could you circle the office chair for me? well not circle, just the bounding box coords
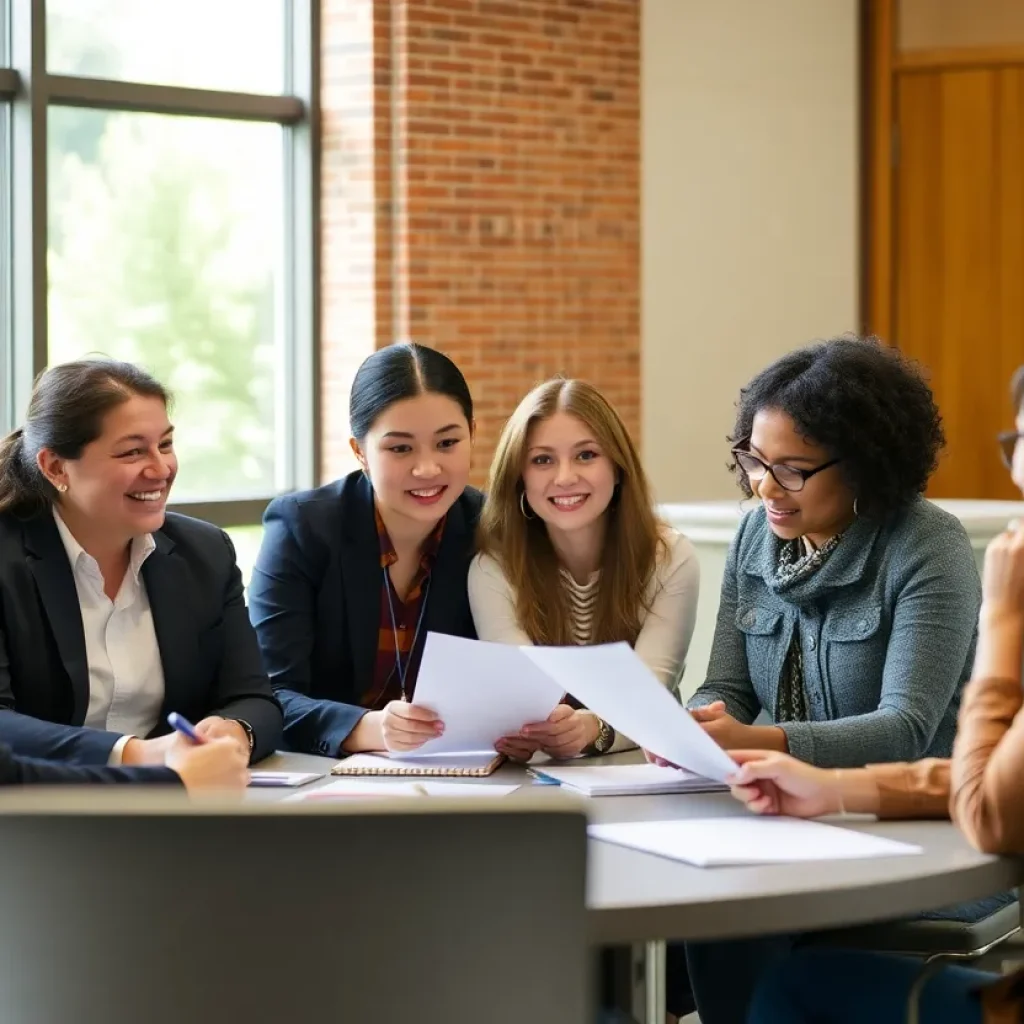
[812,896,1021,1024]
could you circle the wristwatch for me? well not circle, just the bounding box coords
[235,719,256,758]
[584,717,615,756]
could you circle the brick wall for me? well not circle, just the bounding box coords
[320,0,378,478]
[321,0,641,486]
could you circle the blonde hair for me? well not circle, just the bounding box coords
[478,378,665,646]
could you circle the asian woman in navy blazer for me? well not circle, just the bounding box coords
[0,359,282,770]
[248,343,483,757]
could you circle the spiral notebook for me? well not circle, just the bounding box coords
[331,752,506,778]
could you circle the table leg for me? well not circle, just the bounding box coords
[645,940,667,1023]
[631,940,667,1024]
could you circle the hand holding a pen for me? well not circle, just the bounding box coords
[164,713,250,792]
[165,736,249,792]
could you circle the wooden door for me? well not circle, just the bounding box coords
[894,66,1024,499]
[866,0,1024,499]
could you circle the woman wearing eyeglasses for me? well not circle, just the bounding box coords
[670,337,986,1024]
[721,366,1024,1024]
[682,336,978,767]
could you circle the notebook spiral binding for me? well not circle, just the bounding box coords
[330,754,505,778]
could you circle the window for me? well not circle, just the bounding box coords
[48,110,285,501]
[223,524,265,589]
[7,0,317,530]
[46,0,285,93]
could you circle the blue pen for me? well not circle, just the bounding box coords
[167,712,205,744]
[527,768,561,787]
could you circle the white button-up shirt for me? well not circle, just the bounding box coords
[53,510,165,763]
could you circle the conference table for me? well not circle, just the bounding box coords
[251,750,1024,1023]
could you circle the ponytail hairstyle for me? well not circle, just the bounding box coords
[0,359,170,518]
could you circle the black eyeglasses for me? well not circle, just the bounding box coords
[731,448,841,493]
[998,431,1024,469]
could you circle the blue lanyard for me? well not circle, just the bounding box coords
[383,568,431,700]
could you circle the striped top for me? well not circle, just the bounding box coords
[468,531,702,753]
[561,569,600,646]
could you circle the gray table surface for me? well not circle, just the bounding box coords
[251,750,1024,944]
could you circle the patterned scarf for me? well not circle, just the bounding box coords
[774,533,843,723]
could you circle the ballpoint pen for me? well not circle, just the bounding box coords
[166,712,205,744]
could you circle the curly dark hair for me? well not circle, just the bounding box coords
[729,336,944,519]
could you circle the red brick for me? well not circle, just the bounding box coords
[320,0,640,484]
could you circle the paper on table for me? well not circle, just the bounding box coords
[416,781,519,797]
[247,771,323,788]
[409,633,565,756]
[523,642,738,782]
[531,764,728,796]
[288,779,520,801]
[589,817,923,867]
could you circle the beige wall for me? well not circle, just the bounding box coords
[641,0,860,503]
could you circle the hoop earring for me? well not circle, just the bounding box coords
[853,498,859,517]
[57,483,68,494]
[519,492,536,520]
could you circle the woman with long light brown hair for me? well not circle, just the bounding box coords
[469,378,700,760]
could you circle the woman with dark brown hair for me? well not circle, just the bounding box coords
[0,358,281,768]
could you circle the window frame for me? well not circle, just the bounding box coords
[5,0,320,528]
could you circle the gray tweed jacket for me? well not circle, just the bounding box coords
[688,497,981,768]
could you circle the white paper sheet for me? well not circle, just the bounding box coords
[288,779,519,801]
[523,642,738,781]
[409,633,565,756]
[588,817,923,867]
[247,771,324,788]
[530,764,728,796]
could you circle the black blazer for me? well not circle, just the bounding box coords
[248,471,484,756]
[0,510,282,764]
[0,742,180,786]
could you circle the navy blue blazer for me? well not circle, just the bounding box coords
[0,741,180,786]
[0,510,282,765]
[248,471,484,756]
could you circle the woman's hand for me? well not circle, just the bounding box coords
[195,716,250,758]
[380,701,444,752]
[701,711,761,749]
[727,750,843,817]
[495,734,541,763]
[690,701,789,753]
[982,520,1024,620]
[120,734,175,765]
[644,702,726,765]
[690,700,727,724]
[166,735,250,792]
[520,705,600,760]
[696,708,770,749]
